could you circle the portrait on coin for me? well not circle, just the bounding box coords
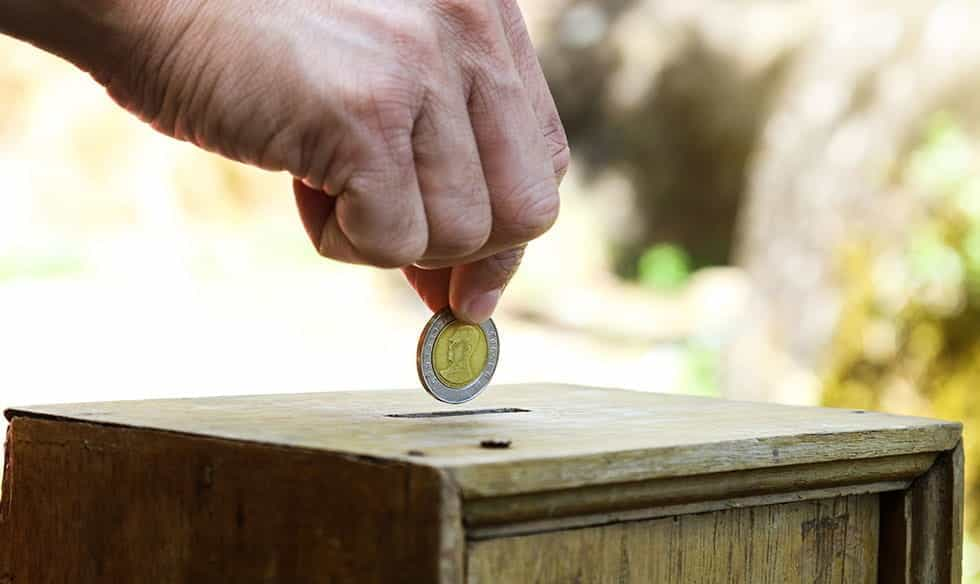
[433,323,489,388]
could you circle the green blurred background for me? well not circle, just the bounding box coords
[4,0,980,577]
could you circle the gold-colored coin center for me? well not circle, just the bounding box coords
[433,321,488,389]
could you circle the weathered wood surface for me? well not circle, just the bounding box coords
[468,481,907,541]
[464,452,933,528]
[6,384,961,499]
[0,418,462,584]
[465,453,933,539]
[0,385,963,583]
[879,442,964,584]
[1,424,11,584]
[467,495,880,584]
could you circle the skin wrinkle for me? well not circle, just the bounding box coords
[432,0,499,60]
[496,0,570,178]
[177,29,217,146]
[483,246,525,284]
[413,65,556,273]
[2,0,568,323]
[297,126,325,191]
[423,192,494,260]
[412,66,493,260]
[193,58,225,150]
[146,2,203,135]
[118,15,168,123]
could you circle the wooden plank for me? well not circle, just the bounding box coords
[6,384,961,498]
[464,452,933,527]
[0,418,463,584]
[466,494,879,584]
[880,442,963,584]
[468,480,909,540]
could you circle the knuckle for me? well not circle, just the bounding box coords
[428,210,492,258]
[434,0,494,34]
[341,79,419,159]
[390,13,442,62]
[341,193,427,269]
[435,0,505,60]
[356,230,427,268]
[501,178,561,240]
[466,71,524,117]
[341,56,424,118]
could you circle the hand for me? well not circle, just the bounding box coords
[13,0,570,323]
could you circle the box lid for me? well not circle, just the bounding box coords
[6,383,960,498]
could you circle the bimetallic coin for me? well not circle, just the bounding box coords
[417,308,499,404]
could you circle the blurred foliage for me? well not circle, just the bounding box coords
[824,113,980,535]
[635,240,724,397]
[681,341,722,398]
[637,243,692,291]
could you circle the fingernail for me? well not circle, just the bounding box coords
[462,289,501,324]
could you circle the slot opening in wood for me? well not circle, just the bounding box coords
[386,408,530,419]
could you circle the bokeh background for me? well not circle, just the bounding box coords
[3,0,980,577]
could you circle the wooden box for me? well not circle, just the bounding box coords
[0,384,963,583]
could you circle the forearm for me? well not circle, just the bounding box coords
[0,0,152,80]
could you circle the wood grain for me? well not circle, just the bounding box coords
[0,417,463,584]
[880,442,964,584]
[466,495,880,584]
[464,452,933,528]
[0,386,963,582]
[6,384,961,498]
[1,423,11,584]
[468,481,910,540]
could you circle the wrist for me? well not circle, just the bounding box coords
[0,0,170,82]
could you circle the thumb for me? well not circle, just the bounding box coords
[450,246,525,324]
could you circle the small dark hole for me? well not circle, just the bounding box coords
[387,408,530,419]
[853,410,866,414]
[480,439,512,449]
[406,450,425,457]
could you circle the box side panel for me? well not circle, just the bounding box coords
[879,442,963,584]
[3,417,461,584]
[1,423,12,584]
[466,494,879,584]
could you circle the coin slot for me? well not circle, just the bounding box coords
[386,407,530,419]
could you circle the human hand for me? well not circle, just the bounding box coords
[14,0,569,323]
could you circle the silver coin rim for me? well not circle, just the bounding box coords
[417,308,499,404]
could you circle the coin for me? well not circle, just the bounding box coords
[417,307,499,404]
